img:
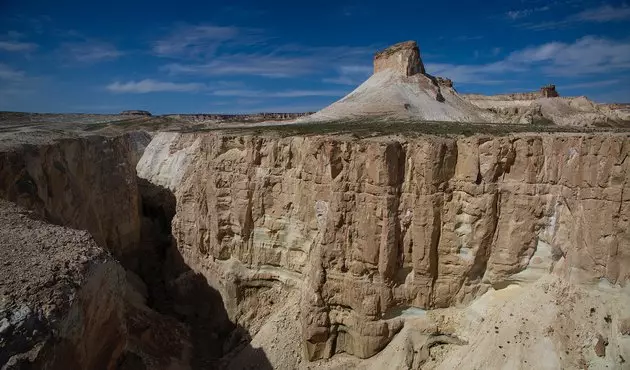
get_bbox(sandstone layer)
[138,130,630,364]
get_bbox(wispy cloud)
[211,89,346,98]
[520,4,630,30]
[61,40,123,62]
[162,55,315,78]
[508,36,630,75]
[153,24,262,58]
[454,35,484,41]
[0,41,37,52]
[426,36,630,84]
[106,79,206,93]
[323,65,372,85]
[573,4,630,22]
[0,63,26,80]
[561,79,622,90]
[161,43,375,79]
[0,32,38,52]
[505,5,549,20]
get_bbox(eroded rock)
[138,131,630,362]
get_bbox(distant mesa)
[540,84,559,98]
[302,40,498,123]
[120,110,152,116]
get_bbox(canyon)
[1,40,630,370]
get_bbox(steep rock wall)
[0,132,150,268]
[139,131,630,360]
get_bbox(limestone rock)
[373,40,425,76]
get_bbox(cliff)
[373,40,425,76]
[0,132,150,269]
[138,131,630,364]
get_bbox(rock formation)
[0,133,150,270]
[540,84,559,98]
[302,41,499,123]
[463,87,629,127]
[138,130,630,367]
[121,110,152,116]
[373,41,425,76]
[2,40,630,370]
[0,199,191,369]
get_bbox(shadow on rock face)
[138,179,273,370]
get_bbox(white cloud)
[0,40,37,52]
[425,36,630,84]
[573,4,630,22]
[162,45,374,79]
[521,4,630,30]
[506,5,549,20]
[0,31,38,52]
[106,79,205,93]
[0,63,25,80]
[561,79,621,90]
[61,40,123,62]
[162,55,315,78]
[156,26,375,78]
[153,24,261,58]
[510,36,630,75]
[212,89,346,98]
[324,65,372,85]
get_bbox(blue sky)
[1,0,629,114]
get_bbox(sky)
[0,0,629,114]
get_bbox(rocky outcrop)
[138,131,630,361]
[121,110,152,116]
[0,200,191,369]
[540,84,559,98]
[463,89,628,127]
[167,112,314,124]
[373,41,425,76]
[0,132,151,270]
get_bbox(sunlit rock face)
[373,40,425,76]
[138,131,630,361]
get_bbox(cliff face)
[373,40,425,76]
[139,131,630,360]
[0,132,150,269]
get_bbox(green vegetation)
[181,118,630,139]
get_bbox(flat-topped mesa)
[540,84,559,98]
[373,40,425,76]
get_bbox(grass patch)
[179,118,628,139]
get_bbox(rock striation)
[373,41,425,76]
[138,131,630,362]
[0,132,151,270]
